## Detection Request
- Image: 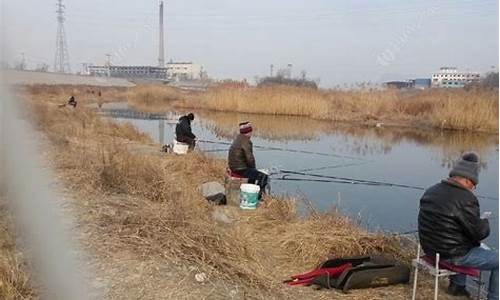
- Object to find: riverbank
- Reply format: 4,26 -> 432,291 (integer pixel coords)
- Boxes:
127,83 -> 499,133
1,86 -> 467,299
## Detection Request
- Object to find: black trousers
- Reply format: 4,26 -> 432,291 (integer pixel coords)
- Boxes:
176,136 -> 196,150
233,168 -> 269,195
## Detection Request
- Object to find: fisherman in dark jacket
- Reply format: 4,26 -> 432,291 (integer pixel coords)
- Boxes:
418,152 -> 498,299
67,95 -> 77,108
175,113 -> 196,150
228,122 -> 268,196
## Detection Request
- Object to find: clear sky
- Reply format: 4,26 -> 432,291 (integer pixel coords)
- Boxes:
2,0 -> 499,87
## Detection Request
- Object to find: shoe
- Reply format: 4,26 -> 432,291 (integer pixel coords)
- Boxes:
447,282 -> 471,297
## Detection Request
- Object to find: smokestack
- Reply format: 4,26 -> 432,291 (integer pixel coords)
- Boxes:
158,1 -> 165,68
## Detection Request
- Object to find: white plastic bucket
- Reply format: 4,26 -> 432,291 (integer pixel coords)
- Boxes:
173,139 -> 189,155
239,183 -> 260,209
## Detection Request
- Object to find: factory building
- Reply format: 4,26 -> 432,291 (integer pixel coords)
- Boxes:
166,61 -> 204,80
86,62 -> 205,81
431,67 -> 480,88
87,65 -> 168,79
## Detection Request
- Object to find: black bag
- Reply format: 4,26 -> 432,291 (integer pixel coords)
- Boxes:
312,256 -> 410,292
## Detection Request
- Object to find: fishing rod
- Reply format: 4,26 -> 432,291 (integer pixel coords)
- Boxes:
274,171 -> 498,201
279,170 -> 424,190
293,162 -> 370,173
273,176 -> 382,186
198,139 -> 367,161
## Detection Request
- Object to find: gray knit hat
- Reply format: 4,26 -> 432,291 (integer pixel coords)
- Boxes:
449,152 -> 480,185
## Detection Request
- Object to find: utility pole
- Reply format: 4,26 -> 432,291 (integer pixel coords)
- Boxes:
158,1 -> 165,68
21,52 -> 26,70
54,0 -> 71,73
287,63 -> 293,79
105,54 -> 112,66
270,64 -> 274,77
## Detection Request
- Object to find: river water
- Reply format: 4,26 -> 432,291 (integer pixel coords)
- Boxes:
104,105 -> 499,248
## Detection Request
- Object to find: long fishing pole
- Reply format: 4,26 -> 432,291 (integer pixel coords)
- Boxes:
293,162 -> 369,172
198,139 -> 367,161
274,172 -> 498,201
279,170 -> 424,190
273,176 -> 382,186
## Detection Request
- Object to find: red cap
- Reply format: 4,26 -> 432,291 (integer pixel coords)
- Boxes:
239,122 -> 253,134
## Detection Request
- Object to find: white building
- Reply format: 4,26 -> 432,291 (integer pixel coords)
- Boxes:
87,65 -> 167,80
431,67 -> 480,88
166,61 -> 204,81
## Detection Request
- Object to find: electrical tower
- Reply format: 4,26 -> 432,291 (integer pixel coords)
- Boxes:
54,0 -> 71,73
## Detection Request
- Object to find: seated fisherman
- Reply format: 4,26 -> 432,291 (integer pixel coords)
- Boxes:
228,122 -> 268,195
67,95 -> 77,108
175,113 -> 196,151
418,152 -> 498,299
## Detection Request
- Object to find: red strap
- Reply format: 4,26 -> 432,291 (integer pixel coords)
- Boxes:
286,263 -> 352,286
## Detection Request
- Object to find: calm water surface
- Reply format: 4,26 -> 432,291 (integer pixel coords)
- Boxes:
105,105 -> 499,248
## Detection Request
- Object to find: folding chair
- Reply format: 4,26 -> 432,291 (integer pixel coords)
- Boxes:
411,244 -> 483,300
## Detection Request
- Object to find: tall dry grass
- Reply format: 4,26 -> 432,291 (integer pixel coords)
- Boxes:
0,204 -> 36,300
128,83 -> 499,132
18,84 -> 129,106
19,92 -> 410,298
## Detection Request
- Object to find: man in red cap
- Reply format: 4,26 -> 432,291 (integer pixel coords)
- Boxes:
228,122 -> 268,196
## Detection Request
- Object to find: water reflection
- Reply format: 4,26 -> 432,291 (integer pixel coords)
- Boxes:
198,110 -> 498,168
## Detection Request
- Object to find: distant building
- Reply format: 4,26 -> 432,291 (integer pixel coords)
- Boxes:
385,81 -> 413,89
166,61 -> 204,81
431,67 -> 480,88
87,65 -> 167,80
412,78 -> 431,89
86,61 -> 206,81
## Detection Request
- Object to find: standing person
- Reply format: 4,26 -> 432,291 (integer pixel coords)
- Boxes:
418,152 -> 498,299
175,113 -> 196,151
228,122 -> 268,196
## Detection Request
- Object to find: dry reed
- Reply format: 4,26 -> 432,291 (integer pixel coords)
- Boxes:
128,84 -> 499,133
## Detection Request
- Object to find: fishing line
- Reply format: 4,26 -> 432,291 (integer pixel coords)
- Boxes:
279,170 -> 423,190
201,148 -> 229,153
274,171 -> 498,201
293,162 -> 371,172
273,177 -> 382,186
198,139 -> 366,161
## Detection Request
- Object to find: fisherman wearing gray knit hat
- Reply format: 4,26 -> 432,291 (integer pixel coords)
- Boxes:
449,152 -> 480,186
418,152 -> 498,299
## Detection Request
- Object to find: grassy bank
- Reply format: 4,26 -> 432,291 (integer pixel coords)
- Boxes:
4,88 -> 440,299
0,203 -> 36,300
128,83 -> 499,133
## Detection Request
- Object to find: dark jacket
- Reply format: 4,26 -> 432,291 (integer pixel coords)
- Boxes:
228,134 -> 255,171
175,116 -> 195,140
418,179 -> 490,259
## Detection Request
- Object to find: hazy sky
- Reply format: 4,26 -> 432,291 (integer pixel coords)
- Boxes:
2,0 -> 499,86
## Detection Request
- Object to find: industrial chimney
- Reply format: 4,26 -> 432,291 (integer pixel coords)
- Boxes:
158,1 -> 165,68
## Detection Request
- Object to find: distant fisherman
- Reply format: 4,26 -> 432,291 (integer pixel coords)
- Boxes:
67,95 -> 77,108
418,152 -> 498,299
228,122 -> 268,197
175,113 -> 196,151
